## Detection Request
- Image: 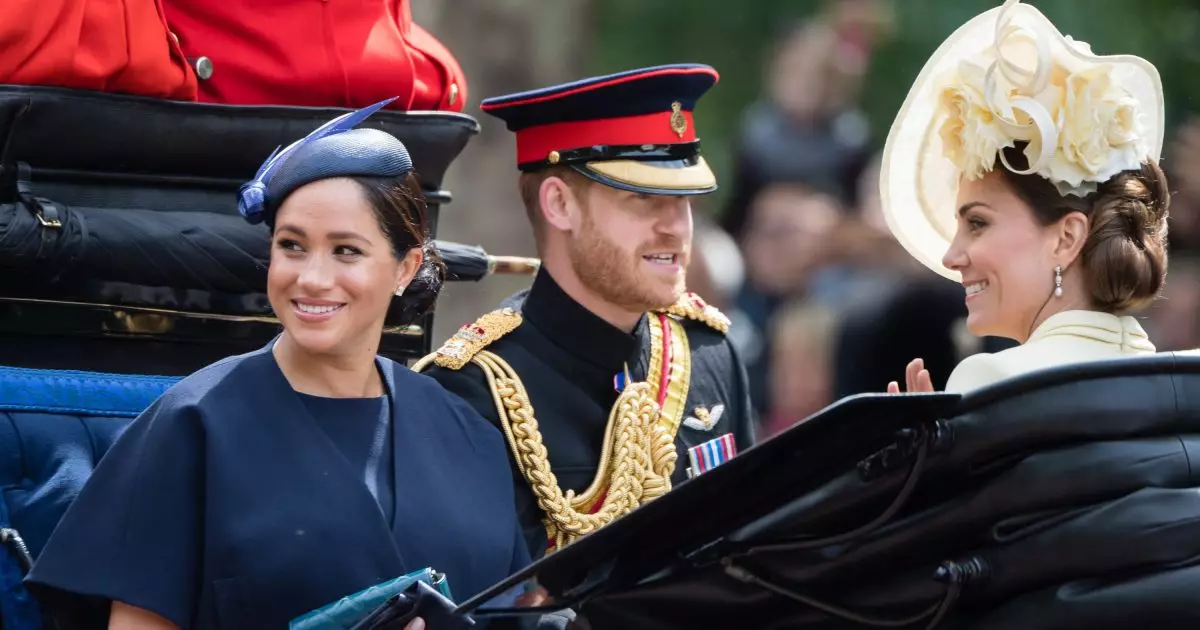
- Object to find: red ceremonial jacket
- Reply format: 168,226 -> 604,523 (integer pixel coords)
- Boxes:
0,0 -> 197,101
0,0 -> 464,112
161,0 -> 468,112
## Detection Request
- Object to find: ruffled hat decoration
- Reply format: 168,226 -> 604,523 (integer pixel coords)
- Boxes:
880,0 -> 1164,280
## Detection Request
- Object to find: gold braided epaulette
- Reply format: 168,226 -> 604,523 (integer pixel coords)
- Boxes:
657,292 -> 731,334
423,308 -> 523,370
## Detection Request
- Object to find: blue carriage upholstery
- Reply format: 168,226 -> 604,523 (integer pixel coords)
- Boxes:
0,366 -> 178,569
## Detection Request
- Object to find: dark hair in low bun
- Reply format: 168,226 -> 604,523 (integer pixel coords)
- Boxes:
352,172 -> 445,325
996,143 -> 1170,313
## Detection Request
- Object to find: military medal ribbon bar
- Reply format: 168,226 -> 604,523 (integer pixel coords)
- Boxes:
687,433 -> 737,478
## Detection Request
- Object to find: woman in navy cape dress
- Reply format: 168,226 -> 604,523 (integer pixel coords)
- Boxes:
25,99 -> 530,630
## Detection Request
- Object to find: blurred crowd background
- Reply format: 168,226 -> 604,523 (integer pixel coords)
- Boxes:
416,0 -> 1200,439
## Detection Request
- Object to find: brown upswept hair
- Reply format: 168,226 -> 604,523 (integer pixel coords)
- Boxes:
995,143 -> 1170,313
349,172 -> 446,325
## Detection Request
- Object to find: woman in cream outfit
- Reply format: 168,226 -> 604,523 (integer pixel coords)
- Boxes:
880,0 -> 1172,394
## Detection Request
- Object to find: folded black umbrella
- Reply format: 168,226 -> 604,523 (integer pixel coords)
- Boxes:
433,241 -> 540,283
0,197 -> 268,294
0,197 -> 537,296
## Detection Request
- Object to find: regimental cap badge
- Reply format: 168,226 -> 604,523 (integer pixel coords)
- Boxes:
670,101 -> 687,138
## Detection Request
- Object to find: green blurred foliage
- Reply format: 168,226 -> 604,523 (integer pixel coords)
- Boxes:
591,0 -> 1200,212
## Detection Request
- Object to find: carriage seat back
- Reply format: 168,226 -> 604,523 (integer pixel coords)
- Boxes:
0,366 -> 178,561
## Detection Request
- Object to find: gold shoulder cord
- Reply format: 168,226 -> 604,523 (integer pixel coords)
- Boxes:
414,294 -> 725,553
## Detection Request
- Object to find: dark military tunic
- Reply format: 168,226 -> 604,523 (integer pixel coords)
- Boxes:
425,270 -> 757,557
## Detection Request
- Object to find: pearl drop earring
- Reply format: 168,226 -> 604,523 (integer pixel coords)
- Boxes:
1053,265 -> 1063,298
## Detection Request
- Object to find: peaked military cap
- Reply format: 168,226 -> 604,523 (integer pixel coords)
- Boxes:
480,63 -> 720,196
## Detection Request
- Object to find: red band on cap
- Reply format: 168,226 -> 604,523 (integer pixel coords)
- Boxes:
515,111 -> 696,165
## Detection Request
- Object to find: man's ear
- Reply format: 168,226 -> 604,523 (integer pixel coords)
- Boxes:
538,176 -> 581,234
1054,210 -> 1089,269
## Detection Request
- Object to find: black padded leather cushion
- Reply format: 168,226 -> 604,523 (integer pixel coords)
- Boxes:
0,85 -> 479,192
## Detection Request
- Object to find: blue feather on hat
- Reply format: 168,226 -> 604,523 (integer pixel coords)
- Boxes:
238,97 -> 405,226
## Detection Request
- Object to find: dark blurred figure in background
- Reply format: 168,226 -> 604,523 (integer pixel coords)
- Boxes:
732,183 -> 842,415
721,0 -> 893,243
1164,117 -> 1200,253
1145,117 -> 1200,352
763,302 -> 836,437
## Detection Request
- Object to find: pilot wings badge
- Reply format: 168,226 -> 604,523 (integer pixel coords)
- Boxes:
683,404 -> 724,432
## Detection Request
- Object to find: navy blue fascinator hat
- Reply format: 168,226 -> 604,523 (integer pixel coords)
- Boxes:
239,98 -> 444,325
238,97 -> 413,227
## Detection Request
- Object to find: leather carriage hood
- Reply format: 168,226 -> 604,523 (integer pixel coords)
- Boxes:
497,352 -> 1200,630
733,351 -> 1200,543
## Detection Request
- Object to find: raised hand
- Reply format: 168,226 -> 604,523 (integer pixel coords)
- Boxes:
887,358 -> 934,393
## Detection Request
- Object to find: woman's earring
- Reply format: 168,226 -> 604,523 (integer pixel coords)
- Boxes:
394,285 -> 406,297
1053,265 -> 1063,298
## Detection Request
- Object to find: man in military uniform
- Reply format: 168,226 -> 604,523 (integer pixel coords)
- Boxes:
415,64 -> 757,559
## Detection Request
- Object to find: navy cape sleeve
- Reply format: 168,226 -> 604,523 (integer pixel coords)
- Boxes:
509,513 -> 532,574
26,392 -> 204,629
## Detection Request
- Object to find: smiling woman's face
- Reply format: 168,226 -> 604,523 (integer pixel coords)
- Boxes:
267,177 -> 410,357
941,170 -> 1061,340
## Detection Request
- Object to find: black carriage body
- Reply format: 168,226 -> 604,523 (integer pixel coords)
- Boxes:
460,352 -> 1200,630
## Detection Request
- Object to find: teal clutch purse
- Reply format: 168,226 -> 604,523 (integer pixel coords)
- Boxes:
289,568 -> 453,630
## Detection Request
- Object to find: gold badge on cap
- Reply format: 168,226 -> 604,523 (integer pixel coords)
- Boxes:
670,101 -> 687,138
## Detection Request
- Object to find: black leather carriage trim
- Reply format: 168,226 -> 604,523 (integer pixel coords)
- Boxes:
0,85 -> 479,192
955,351 -> 1200,412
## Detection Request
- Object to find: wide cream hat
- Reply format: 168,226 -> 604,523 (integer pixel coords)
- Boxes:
879,0 -> 1164,281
